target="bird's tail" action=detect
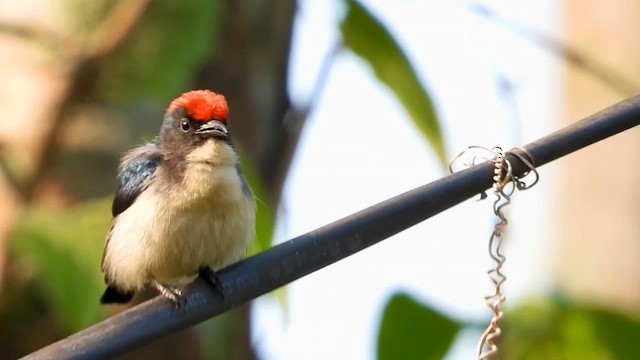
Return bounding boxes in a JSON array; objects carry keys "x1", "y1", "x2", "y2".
[{"x1": 100, "y1": 286, "x2": 134, "y2": 304}]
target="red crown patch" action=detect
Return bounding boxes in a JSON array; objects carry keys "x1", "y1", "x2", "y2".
[{"x1": 168, "y1": 90, "x2": 228, "y2": 122}]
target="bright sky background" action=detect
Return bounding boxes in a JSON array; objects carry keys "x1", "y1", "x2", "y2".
[{"x1": 254, "y1": 1, "x2": 560, "y2": 358}]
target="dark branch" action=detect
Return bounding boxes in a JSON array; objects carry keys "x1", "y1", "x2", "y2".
[
  {"x1": 22, "y1": 95, "x2": 640, "y2": 359},
  {"x1": 196, "y1": 0, "x2": 298, "y2": 206}
]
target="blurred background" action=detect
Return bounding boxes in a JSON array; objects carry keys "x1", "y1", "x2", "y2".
[{"x1": 0, "y1": 0, "x2": 639, "y2": 359}]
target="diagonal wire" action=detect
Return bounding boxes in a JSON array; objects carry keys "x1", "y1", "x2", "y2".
[{"x1": 22, "y1": 94, "x2": 640, "y2": 360}]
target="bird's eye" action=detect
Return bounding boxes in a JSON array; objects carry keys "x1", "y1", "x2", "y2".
[{"x1": 180, "y1": 119, "x2": 191, "y2": 132}]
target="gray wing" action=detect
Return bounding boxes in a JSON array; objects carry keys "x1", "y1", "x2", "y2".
[
  {"x1": 111, "y1": 143, "x2": 162, "y2": 217},
  {"x1": 102, "y1": 143, "x2": 162, "y2": 271},
  {"x1": 234, "y1": 163, "x2": 254, "y2": 200}
]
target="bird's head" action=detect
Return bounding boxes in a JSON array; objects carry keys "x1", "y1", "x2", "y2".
[{"x1": 157, "y1": 90, "x2": 234, "y2": 162}]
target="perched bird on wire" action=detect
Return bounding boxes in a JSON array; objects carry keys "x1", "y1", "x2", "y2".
[{"x1": 100, "y1": 89, "x2": 255, "y2": 306}]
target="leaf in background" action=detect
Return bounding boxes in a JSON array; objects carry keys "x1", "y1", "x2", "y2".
[
  {"x1": 592, "y1": 307, "x2": 640, "y2": 360},
  {"x1": 377, "y1": 292, "x2": 461, "y2": 360},
  {"x1": 340, "y1": 0, "x2": 446, "y2": 165},
  {"x1": 97, "y1": 0, "x2": 219, "y2": 103},
  {"x1": 499, "y1": 297, "x2": 640, "y2": 360},
  {"x1": 56, "y1": 0, "x2": 116, "y2": 38},
  {"x1": 11, "y1": 198, "x2": 111, "y2": 333}
]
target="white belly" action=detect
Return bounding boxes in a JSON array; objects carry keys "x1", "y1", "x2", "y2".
[{"x1": 103, "y1": 161, "x2": 255, "y2": 291}]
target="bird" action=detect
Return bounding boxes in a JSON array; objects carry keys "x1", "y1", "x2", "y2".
[{"x1": 100, "y1": 89, "x2": 255, "y2": 306}]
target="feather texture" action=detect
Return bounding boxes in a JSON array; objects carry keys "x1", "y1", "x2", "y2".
[{"x1": 101, "y1": 139, "x2": 255, "y2": 302}]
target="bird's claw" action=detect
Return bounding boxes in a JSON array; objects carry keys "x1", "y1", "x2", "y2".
[
  {"x1": 198, "y1": 267, "x2": 224, "y2": 300},
  {"x1": 152, "y1": 280, "x2": 186, "y2": 308}
]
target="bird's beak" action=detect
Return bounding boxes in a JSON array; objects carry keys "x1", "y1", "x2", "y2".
[{"x1": 195, "y1": 120, "x2": 228, "y2": 139}]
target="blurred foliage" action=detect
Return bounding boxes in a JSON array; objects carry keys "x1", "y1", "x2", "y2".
[
  {"x1": 377, "y1": 293, "x2": 462, "y2": 360},
  {"x1": 56, "y1": 0, "x2": 117, "y2": 37},
  {"x1": 377, "y1": 292, "x2": 640, "y2": 359},
  {"x1": 10, "y1": 198, "x2": 110, "y2": 334},
  {"x1": 498, "y1": 297, "x2": 640, "y2": 360},
  {"x1": 340, "y1": 0, "x2": 446, "y2": 166},
  {"x1": 241, "y1": 157, "x2": 275, "y2": 258},
  {"x1": 96, "y1": 0, "x2": 220, "y2": 103},
  {"x1": 240, "y1": 153, "x2": 286, "y2": 311}
]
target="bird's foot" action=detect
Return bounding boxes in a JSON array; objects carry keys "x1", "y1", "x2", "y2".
[
  {"x1": 198, "y1": 266, "x2": 224, "y2": 300},
  {"x1": 151, "y1": 280, "x2": 186, "y2": 308}
]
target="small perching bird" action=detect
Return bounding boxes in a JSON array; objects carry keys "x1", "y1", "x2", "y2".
[{"x1": 100, "y1": 90, "x2": 255, "y2": 306}]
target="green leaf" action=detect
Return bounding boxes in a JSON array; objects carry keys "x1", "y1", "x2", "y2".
[
  {"x1": 377, "y1": 293, "x2": 461, "y2": 360},
  {"x1": 340, "y1": 0, "x2": 446, "y2": 165},
  {"x1": 11, "y1": 199, "x2": 111, "y2": 333},
  {"x1": 97, "y1": 0, "x2": 220, "y2": 103},
  {"x1": 592, "y1": 307, "x2": 640, "y2": 360},
  {"x1": 499, "y1": 297, "x2": 640, "y2": 360}
]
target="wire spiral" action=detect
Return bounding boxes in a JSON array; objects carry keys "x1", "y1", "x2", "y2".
[
  {"x1": 478, "y1": 148, "x2": 510, "y2": 359},
  {"x1": 449, "y1": 146, "x2": 538, "y2": 360}
]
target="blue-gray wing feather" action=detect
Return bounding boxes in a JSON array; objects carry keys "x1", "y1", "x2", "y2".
[
  {"x1": 111, "y1": 144, "x2": 162, "y2": 217},
  {"x1": 101, "y1": 143, "x2": 162, "y2": 291}
]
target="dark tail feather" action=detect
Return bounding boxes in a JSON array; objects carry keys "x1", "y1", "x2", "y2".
[{"x1": 100, "y1": 285, "x2": 134, "y2": 304}]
